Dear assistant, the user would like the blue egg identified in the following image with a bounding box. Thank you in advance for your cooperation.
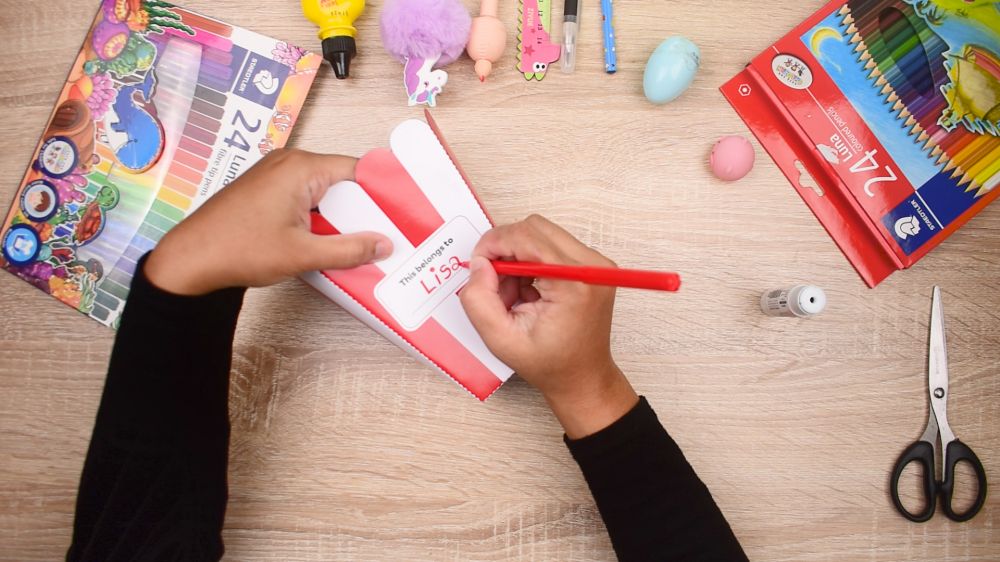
[643,37,700,105]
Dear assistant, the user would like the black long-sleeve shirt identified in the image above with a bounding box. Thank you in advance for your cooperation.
[67,255,746,561]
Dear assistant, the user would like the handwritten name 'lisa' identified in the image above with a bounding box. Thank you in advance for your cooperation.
[418,255,464,295]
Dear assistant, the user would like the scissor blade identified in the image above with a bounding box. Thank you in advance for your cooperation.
[929,287,948,394]
[928,286,955,448]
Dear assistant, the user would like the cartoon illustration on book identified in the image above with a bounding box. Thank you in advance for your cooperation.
[940,44,1000,135]
[103,73,165,172]
[910,0,1000,34]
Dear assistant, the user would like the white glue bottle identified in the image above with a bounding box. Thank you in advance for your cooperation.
[760,285,826,317]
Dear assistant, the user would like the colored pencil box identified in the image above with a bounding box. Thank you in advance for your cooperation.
[303,113,514,401]
[0,1,321,326]
[722,0,1000,287]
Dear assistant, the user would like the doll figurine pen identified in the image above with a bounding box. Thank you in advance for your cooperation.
[467,0,507,81]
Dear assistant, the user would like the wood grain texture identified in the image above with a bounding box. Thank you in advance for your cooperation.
[1,0,998,560]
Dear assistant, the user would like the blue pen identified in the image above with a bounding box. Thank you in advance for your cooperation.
[600,0,616,73]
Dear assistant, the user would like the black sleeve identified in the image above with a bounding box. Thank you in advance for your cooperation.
[67,253,245,562]
[566,397,747,562]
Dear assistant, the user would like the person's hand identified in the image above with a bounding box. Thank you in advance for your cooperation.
[145,149,392,295]
[460,215,638,439]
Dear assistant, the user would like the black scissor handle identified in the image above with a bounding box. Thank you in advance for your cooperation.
[940,440,988,522]
[890,440,937,522]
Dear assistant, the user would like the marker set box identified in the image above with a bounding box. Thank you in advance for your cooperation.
[0,1,320,325]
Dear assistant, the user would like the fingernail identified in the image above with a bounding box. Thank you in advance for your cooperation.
[469,257,486,272]
[374,240,392,261]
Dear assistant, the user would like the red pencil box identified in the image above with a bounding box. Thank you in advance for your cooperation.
[722,0,1000,286]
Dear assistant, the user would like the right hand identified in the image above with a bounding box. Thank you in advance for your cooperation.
[460,215,638,438]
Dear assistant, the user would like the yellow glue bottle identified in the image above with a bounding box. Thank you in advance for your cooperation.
[301,0,365,79]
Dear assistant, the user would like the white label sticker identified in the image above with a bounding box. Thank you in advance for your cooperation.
[375,216,482,331]
[771,53,813,90]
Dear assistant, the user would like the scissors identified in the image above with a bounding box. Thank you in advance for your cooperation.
[890,287,988,522]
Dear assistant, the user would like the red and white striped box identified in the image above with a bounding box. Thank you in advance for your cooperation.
[302,114,513,400]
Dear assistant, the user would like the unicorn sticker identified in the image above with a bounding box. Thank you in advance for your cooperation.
[403,56,449,107]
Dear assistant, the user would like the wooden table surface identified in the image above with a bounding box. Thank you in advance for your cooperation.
[1,0,998,560]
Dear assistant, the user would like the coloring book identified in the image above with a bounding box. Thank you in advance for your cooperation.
[303,113,514,401]
[0,1,321,326]
[723,0,1000,286]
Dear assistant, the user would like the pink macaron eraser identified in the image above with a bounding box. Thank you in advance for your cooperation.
[710,135,755,181]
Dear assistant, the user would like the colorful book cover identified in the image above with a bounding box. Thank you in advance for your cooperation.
[303,113,514,400]
[722,0,1000,287]
[0,0,321,326]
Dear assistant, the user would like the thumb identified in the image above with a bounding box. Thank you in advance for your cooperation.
[460,257,514,340]
[301,231,392,271]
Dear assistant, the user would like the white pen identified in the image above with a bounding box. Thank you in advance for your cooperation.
[561,0,579,73]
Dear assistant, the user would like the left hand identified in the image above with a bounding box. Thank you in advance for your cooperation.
[145,149,392,295]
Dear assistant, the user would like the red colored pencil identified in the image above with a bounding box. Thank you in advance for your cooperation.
[462,260,681,292]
